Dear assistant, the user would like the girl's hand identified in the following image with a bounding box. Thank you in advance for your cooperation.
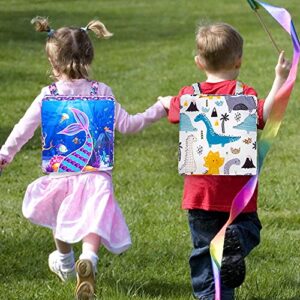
[158,96,172,110]
[0,156,9,171]
[275,51,291,80]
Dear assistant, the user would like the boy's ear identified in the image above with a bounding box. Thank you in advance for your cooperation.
[194,55,204,70]
[235,56,242,69]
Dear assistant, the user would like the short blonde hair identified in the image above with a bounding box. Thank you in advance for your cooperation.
[31,17,113,79]
[196,23,243,71]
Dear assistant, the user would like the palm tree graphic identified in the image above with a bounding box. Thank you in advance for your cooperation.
[220,113,230,133]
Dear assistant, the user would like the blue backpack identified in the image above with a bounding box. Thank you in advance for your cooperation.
[41,81,115,173]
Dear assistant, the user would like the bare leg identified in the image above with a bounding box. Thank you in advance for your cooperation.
[75,233,101,299]
[54,236,72,254]
[49,233,75,282]
[82,233,101,254]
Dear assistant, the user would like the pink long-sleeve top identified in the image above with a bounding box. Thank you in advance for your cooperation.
[0,79,166,163]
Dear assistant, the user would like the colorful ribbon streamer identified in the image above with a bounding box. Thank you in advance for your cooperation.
[209,1,300,299]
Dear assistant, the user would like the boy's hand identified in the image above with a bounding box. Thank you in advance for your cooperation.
[275,51,291,80]
[158,96,172,110]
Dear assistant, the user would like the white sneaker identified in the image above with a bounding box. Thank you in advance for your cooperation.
[48,250,76,282]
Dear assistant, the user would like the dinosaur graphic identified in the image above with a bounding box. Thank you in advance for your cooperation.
[180,113,197,132]
[233,113,257,133]
[203,151,224,175]
[225,95,256,113]
[179,135,197,174]
[224,158,241,175]
[194,114,241,147]
[57,108,93,172]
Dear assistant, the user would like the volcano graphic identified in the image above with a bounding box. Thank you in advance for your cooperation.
[186,101,199,111]
[242,157,256,169]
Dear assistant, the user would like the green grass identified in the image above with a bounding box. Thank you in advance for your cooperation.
[0,0,300,299]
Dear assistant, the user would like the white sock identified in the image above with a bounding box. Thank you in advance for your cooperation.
[79,250,99,272]
[57,250,75,270]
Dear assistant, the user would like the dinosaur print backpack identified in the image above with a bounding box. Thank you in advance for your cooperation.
[41,81,115,173]
[178,82,258,176]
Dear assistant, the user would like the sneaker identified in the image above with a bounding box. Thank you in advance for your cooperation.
[75,259,95,300]
[48,251,76,282]
[220,226,246,288]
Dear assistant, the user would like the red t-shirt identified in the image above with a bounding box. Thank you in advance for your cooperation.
[168,80,265,212]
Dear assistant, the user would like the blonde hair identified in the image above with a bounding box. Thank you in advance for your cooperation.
[195,23,243,71]
[31,17,113,80]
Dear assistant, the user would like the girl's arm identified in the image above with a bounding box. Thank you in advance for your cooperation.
[115,100,167,134]
[263,51,291,122]
[0,90,44,169]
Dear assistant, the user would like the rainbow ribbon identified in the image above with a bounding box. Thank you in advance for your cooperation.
[209,1,300,299]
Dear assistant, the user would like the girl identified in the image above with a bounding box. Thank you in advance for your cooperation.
[0,17,168,300]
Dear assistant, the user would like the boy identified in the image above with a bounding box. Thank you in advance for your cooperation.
[159,23,290,299]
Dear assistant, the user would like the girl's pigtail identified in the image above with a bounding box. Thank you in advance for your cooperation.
[85,20,113,39]
[31,16,51,32]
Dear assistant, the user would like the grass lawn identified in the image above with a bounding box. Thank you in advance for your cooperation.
[0,0,299,299]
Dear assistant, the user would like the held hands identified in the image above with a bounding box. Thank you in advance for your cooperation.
[275,51,291,80]
[158,96,172,110]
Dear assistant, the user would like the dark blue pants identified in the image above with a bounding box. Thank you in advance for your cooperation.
[188,209,262,300]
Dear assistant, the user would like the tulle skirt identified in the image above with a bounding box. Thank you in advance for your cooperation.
[22,172,131,254]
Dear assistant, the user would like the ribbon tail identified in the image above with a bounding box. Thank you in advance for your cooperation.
[210,1,300,298]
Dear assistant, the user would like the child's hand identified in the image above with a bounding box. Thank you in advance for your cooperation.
[0,156,9,172]
[275,51,291,80]
[158,96,172,110]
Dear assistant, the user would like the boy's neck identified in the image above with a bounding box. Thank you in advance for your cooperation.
[205,68,239,83]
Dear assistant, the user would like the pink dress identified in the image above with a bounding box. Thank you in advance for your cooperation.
[0,79,166,254]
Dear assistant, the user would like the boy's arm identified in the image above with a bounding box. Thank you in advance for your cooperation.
[263,51,291,122]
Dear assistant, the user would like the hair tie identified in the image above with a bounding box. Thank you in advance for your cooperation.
[47,28,55,37]
[80,26,89,33]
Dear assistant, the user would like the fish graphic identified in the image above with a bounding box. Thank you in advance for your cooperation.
[72,137,80,144]
[57,144,68,153]
[104,126,112,133]
[60,113,69,123]
[57,108,94,172]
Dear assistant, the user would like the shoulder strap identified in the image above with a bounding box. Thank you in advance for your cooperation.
[48,83,59,96]
[90,80,99,96]
[235,81,244,95]
[192,83,202,95]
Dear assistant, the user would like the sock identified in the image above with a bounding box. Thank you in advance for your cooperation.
[57,250,75,270]
[79,250,99,272]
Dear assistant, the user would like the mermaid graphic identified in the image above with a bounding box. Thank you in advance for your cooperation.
[57,108,94,172]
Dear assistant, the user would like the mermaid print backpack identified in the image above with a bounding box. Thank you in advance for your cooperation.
[178,82,258,176]
[41,81,115,173]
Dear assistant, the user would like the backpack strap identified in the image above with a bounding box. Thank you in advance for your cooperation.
[235,81,244,95]
[192,83,202,95]
[90,80,99,96]
[48,83,59,96]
